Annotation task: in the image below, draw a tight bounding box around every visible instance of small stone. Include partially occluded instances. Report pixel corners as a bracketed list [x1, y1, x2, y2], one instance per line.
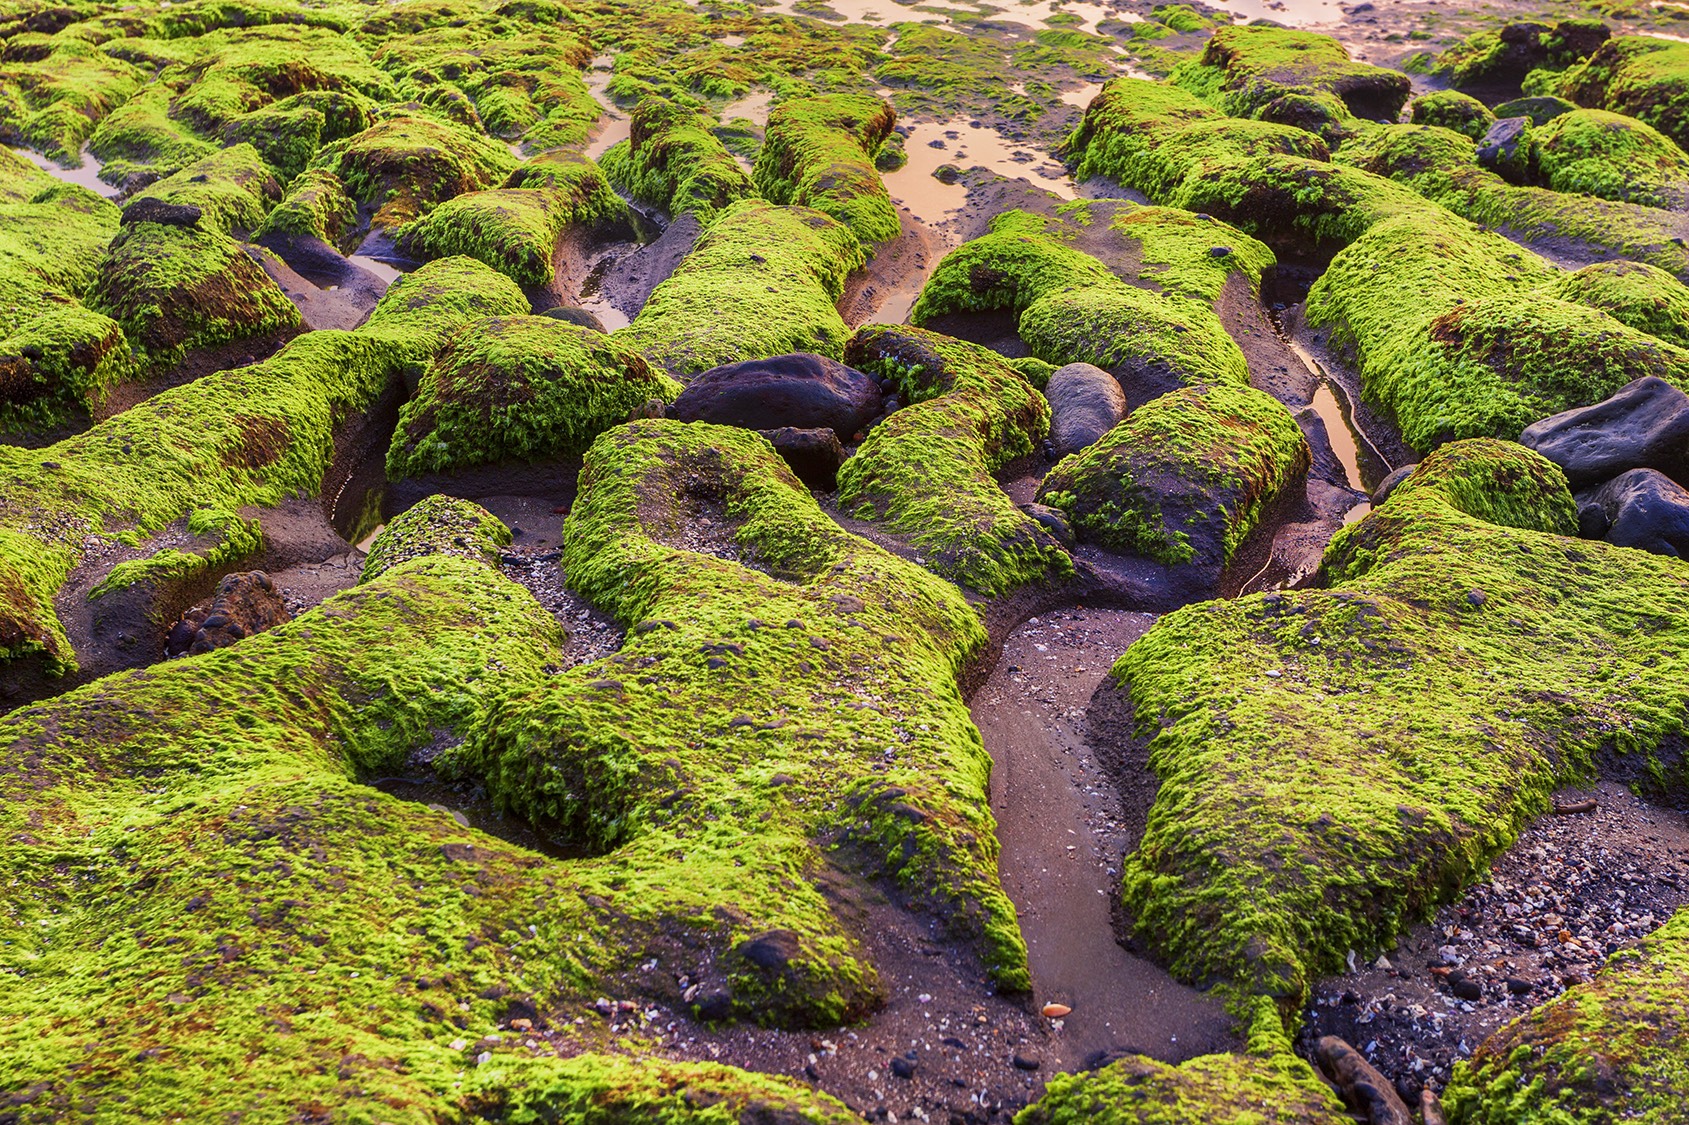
[890, 1056, 916, 1079]
[1040, 1003, 1072, 1018]
[1012, 1052, 1041, 1071]
[1209, 245, 1232, 257]
[1505, 977, 1534, 995]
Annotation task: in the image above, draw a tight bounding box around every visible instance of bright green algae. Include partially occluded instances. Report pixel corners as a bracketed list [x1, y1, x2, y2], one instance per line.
[86, 505, 262, 604]
[387, 314, 680, 478]
[397, 152, 629, 289]
[0, 255, 529, 674]
[1441, 907, 1689, 1124]
[312, 111, 517, 227]
[1171, 24, 1410, 123]
[0, 180, 128, 432]
[0, 418, 1029, 1117]
[1542, 259, 1689, 346]
[835, 324, 1071, 597]
[615, 199, 863, 378]
[909, 206, 1265, 390]
[1410, 90, 1494, 141]
[1036, 383, 1310, 568]
[1533, 107, 1689, 209]
[1542, 35, 1689, 153]
[1107, 439, 1689, 1017]
[251, 167, 359, 248]
[360, 493, 512, 582]
[753, 93, 900, 246]
[599, 95, 755, 225]
[127, 143, 283, 235]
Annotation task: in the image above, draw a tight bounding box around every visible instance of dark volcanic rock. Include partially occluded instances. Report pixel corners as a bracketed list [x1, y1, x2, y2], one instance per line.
[671, 353, 883, 435]
[120, 197, 203, 228]
[165, 571, 291, 657]
[1519, 376, 1689, 489]
[1045, 362, 1127, 458]
[541, 306, 607, 332]
[1477, 117, 1536, 184]
[759, 426, 847, 490]
[1583, 468, 1689, 557]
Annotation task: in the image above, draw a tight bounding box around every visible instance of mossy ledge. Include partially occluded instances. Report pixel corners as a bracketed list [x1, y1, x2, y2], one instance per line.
[836, 324, 1072, 597]
[1106, 439, 1687, 1014]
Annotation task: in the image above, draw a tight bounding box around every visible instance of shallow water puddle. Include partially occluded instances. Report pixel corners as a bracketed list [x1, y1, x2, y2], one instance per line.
[9, 145, 121, 198]
[584, 55, 631, 160]
[1207, 0, 1341, 24]
[345, 254, 405, 284]
[883, 118, 1075, 228]
[972, 608, 1239, 1068]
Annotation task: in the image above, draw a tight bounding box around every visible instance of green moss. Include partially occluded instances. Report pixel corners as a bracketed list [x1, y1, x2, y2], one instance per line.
[1410, 90, 1495, 141]
[450, 419, 1030, 1016]
[1304, 201, 1689, 449]
[388, 315, 680, 478]
[1021, 286, 1248, 388]
[1493, 94, 1577, 126]
[163, 24, 393, 138]
[1008, 355, 1055, 389]
[1532, 107, 1689, 208]
[1037, 383, 1309, 567]
[1017, 1000, 1346, 1124]
[87, 506, 262, 601]
[0, 37, 143, 161]
[1543, 35, 1689, 152]
[314, 112, 518, 227]
[909, 211, 1121, 324]
[397, 153, 627, 289]
[85, 85, 218, 185]
[872, 24, 1051, 132]
[250, 167, 358, 248]
[369, 18, 596, 150]
[1540, 258, 1689, 346]
[1442, 907, 1689, 1124]
[753, 93, 899, 246]
[1108, 438, 1689, 1013]
[85, 219, 301, 376]
[221, 103, 325, 181]
[615, 199, 863, 378]
[127, 143, 282, 235]
[463, 1054, 858, 1124]
[1152, 4, 1214, 34]
[0, 181, 128, 432]
[835, 324, 1071, 596]
[1172, 25, 1411, 123]
[360, 494, 512, 582]
[0, 255, 528, 678]
[599, 96, 755, 225]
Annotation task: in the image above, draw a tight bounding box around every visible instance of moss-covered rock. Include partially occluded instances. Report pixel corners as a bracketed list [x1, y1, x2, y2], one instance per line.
[1173, 25, 1411, 123]
[1036, 383, 1310, 568]
[1532, 106, 1689, 208]
[250, 166, 358, 248]
[835, 324, 1072, 596]
[396, 152, 628, 289]
[616, 199, 863, 378]
[1105, 438, 1689, 1015]
[86, 85, 218, 186]
[0, 255, 528, 678]
[754, 93, 899, 246]
[314, 111, 518, 227]
[1543, 35, 1689, 153]
[1441, 906, 1689, 1124]
[1410, 90, 1495, 141]
[0, 182, 128, 432]
[125, 143, 283, 235]
[1541, 259, 1689, 347]
[360, 493, 512, 581]
[1418, 19, 1609, 89]
[0, 36, 143, 161]
[387, 314, 680, 478]
[85, 219, 302, 376]
[600, 95, 755, 225]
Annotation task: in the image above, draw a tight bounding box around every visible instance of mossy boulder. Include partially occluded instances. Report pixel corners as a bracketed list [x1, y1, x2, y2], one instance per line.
[1422, 19, 1609, 89]
[0, 255, 529, 680]
[616, 199, 864, 379]
[1532, 107, 1689, 208]
[314, 112, 518, 227]
[600, 95, 756, 224]
[86, 85, 218, 186]
[754, 93, 900, 246]
[396, 153, 628, 289]
[1173, 25, 1411, 122]
[1036, 383, 1310, 568]
[836, 324, 1072, 596]
[251, 167, 358, 249]
[1410, 90, 1495, 141]
[0, 36, 143, 161]
[85, 219, 302, 376]
[1542, 35, 1689, 153]
[360, 494, 512, 580]
[125, 143, 283, 235]
[1540, 259, 1689, 347]
[1103, 438, 1689, 1014]
[387, 314, 680, 479]
[1441, 906, 1689, 1124]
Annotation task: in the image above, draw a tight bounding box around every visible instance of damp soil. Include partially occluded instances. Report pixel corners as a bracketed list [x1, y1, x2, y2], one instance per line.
[1301, 781, 1689, 1107]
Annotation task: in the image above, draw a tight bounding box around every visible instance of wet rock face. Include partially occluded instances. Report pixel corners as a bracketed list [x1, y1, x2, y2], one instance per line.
[1581, 468, 1689, 557]
[1520, 376, 1689, 490]
[670, 353, 883, 436]
[165, 571, 290, 657]
[759, 426, 846, 490]
[1476, 117, 1536, 184]
[1044, 362, 1127, 458]
[118, 197, 201, 228]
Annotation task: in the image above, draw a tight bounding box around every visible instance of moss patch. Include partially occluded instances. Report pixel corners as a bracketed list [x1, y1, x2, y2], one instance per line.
[600, 96, 755, 225]
[754, 93, 899, 246]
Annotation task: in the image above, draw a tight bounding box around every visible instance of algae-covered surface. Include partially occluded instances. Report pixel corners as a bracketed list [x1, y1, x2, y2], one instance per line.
[7, 1, 1689, 1123]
